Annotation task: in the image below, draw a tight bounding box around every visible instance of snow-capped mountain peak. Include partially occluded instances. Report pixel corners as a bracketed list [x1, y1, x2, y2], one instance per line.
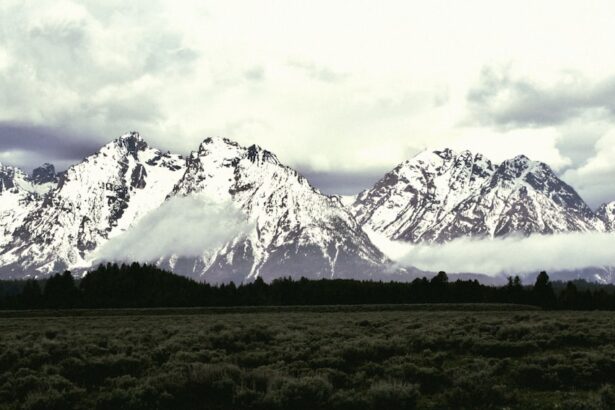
[352, 149, 605, 243]
[352, 148, 496, 242]
[198, 136, 235, 151]
[166, 137, 387, 282]
[117, 131, 147, 152]
[0, 133, 186, 277]
[246, 144, 280, 166]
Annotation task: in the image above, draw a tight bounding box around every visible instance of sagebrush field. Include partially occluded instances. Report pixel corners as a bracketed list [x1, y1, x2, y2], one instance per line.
[1, 308, 615, 410]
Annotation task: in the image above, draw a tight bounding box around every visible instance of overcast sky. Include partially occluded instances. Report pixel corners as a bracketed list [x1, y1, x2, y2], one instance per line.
[1, 0, 614, 206]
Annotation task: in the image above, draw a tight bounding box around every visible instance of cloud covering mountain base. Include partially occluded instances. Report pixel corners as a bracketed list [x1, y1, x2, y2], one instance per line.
[369, 230, 615, 277]
[94, 196, 252, 264]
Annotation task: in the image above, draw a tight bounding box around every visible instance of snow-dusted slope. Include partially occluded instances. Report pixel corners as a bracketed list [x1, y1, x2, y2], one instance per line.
[163, 137, 388, 283]
[353, 150, 604, 243]
[352, 149, 495, 242]
[0, 132, 186, 277]
[597, 202, 615, 232]
[425, 155, 602, 241]
[0, 164, 44, 249]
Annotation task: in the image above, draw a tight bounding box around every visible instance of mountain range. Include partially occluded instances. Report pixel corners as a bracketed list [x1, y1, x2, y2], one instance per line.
[0, 133, 388, 282]
[0, 133, 613, 283]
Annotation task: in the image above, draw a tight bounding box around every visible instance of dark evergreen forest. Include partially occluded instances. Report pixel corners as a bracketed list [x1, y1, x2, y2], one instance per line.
[1, 263, 614, 310]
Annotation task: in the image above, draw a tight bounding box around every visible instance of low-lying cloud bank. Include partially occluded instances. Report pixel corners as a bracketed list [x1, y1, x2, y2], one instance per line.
[368, 230, 615, 277]
[94, 196, 252, 264]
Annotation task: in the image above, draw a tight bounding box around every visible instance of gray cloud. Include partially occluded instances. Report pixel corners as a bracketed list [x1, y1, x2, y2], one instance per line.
[575, 185, 615, 210]
[298, 168, 385, 196]
[555, 132, 601, 169]
[0, 122, 104, 170]
[468, 66, 615, 128]
[562, 130, 615, 208]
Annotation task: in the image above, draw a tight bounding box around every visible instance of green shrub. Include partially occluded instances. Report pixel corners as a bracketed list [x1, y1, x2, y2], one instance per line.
[265, 376, 333, 410]
[1, 309, 615, 409]
[600, 385, 615, 409]
[330, 389, 369, 410]
[60, 355, 145, 386]
[513, 363, 559, 389]
[366, 382, 419, 410]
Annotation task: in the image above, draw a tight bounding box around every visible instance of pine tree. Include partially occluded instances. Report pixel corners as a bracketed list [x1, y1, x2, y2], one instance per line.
[20, 279, 42, 308]
[430, 271, 449, 302]
[559, 282, 579, 309]
[532, 271, 556, 309]
[43, 271, 79, 308]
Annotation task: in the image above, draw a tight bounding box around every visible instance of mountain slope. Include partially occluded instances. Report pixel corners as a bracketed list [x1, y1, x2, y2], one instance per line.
[353, 150, 604, 243]
[352, 149, 495, 242]
[162, 137, 388, 282]
[0, 132, 186, 277]
[597, 202, 615, 232]
[0, 163, 42, 249]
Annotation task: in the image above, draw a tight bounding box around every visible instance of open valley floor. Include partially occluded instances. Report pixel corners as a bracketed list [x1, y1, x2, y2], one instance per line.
[1, 307, 615, 409]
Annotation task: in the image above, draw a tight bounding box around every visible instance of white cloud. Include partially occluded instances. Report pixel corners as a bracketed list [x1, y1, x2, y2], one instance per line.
[93, 196, 252, 263]
[563, 130, 615, 207]
[372, 232, 615, 277]
[0, 0, 614, 200]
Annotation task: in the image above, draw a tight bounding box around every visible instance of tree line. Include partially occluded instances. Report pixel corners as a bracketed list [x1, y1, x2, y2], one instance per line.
[0, 263, 614, 310]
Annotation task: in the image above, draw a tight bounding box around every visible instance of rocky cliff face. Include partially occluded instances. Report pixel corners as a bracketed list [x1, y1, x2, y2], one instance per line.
[31, 163, 58, 185]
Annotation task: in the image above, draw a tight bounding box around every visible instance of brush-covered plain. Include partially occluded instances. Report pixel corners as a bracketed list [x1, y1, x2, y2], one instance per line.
[1, 310, 615, 410]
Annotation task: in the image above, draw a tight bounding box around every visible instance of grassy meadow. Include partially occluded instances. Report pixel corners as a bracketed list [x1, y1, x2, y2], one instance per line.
[1, 307, 615, 409]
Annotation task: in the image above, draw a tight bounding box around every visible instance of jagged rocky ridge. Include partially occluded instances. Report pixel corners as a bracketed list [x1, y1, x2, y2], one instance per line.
[352, 149, 609, 243]
[0, 133, 390, 281]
